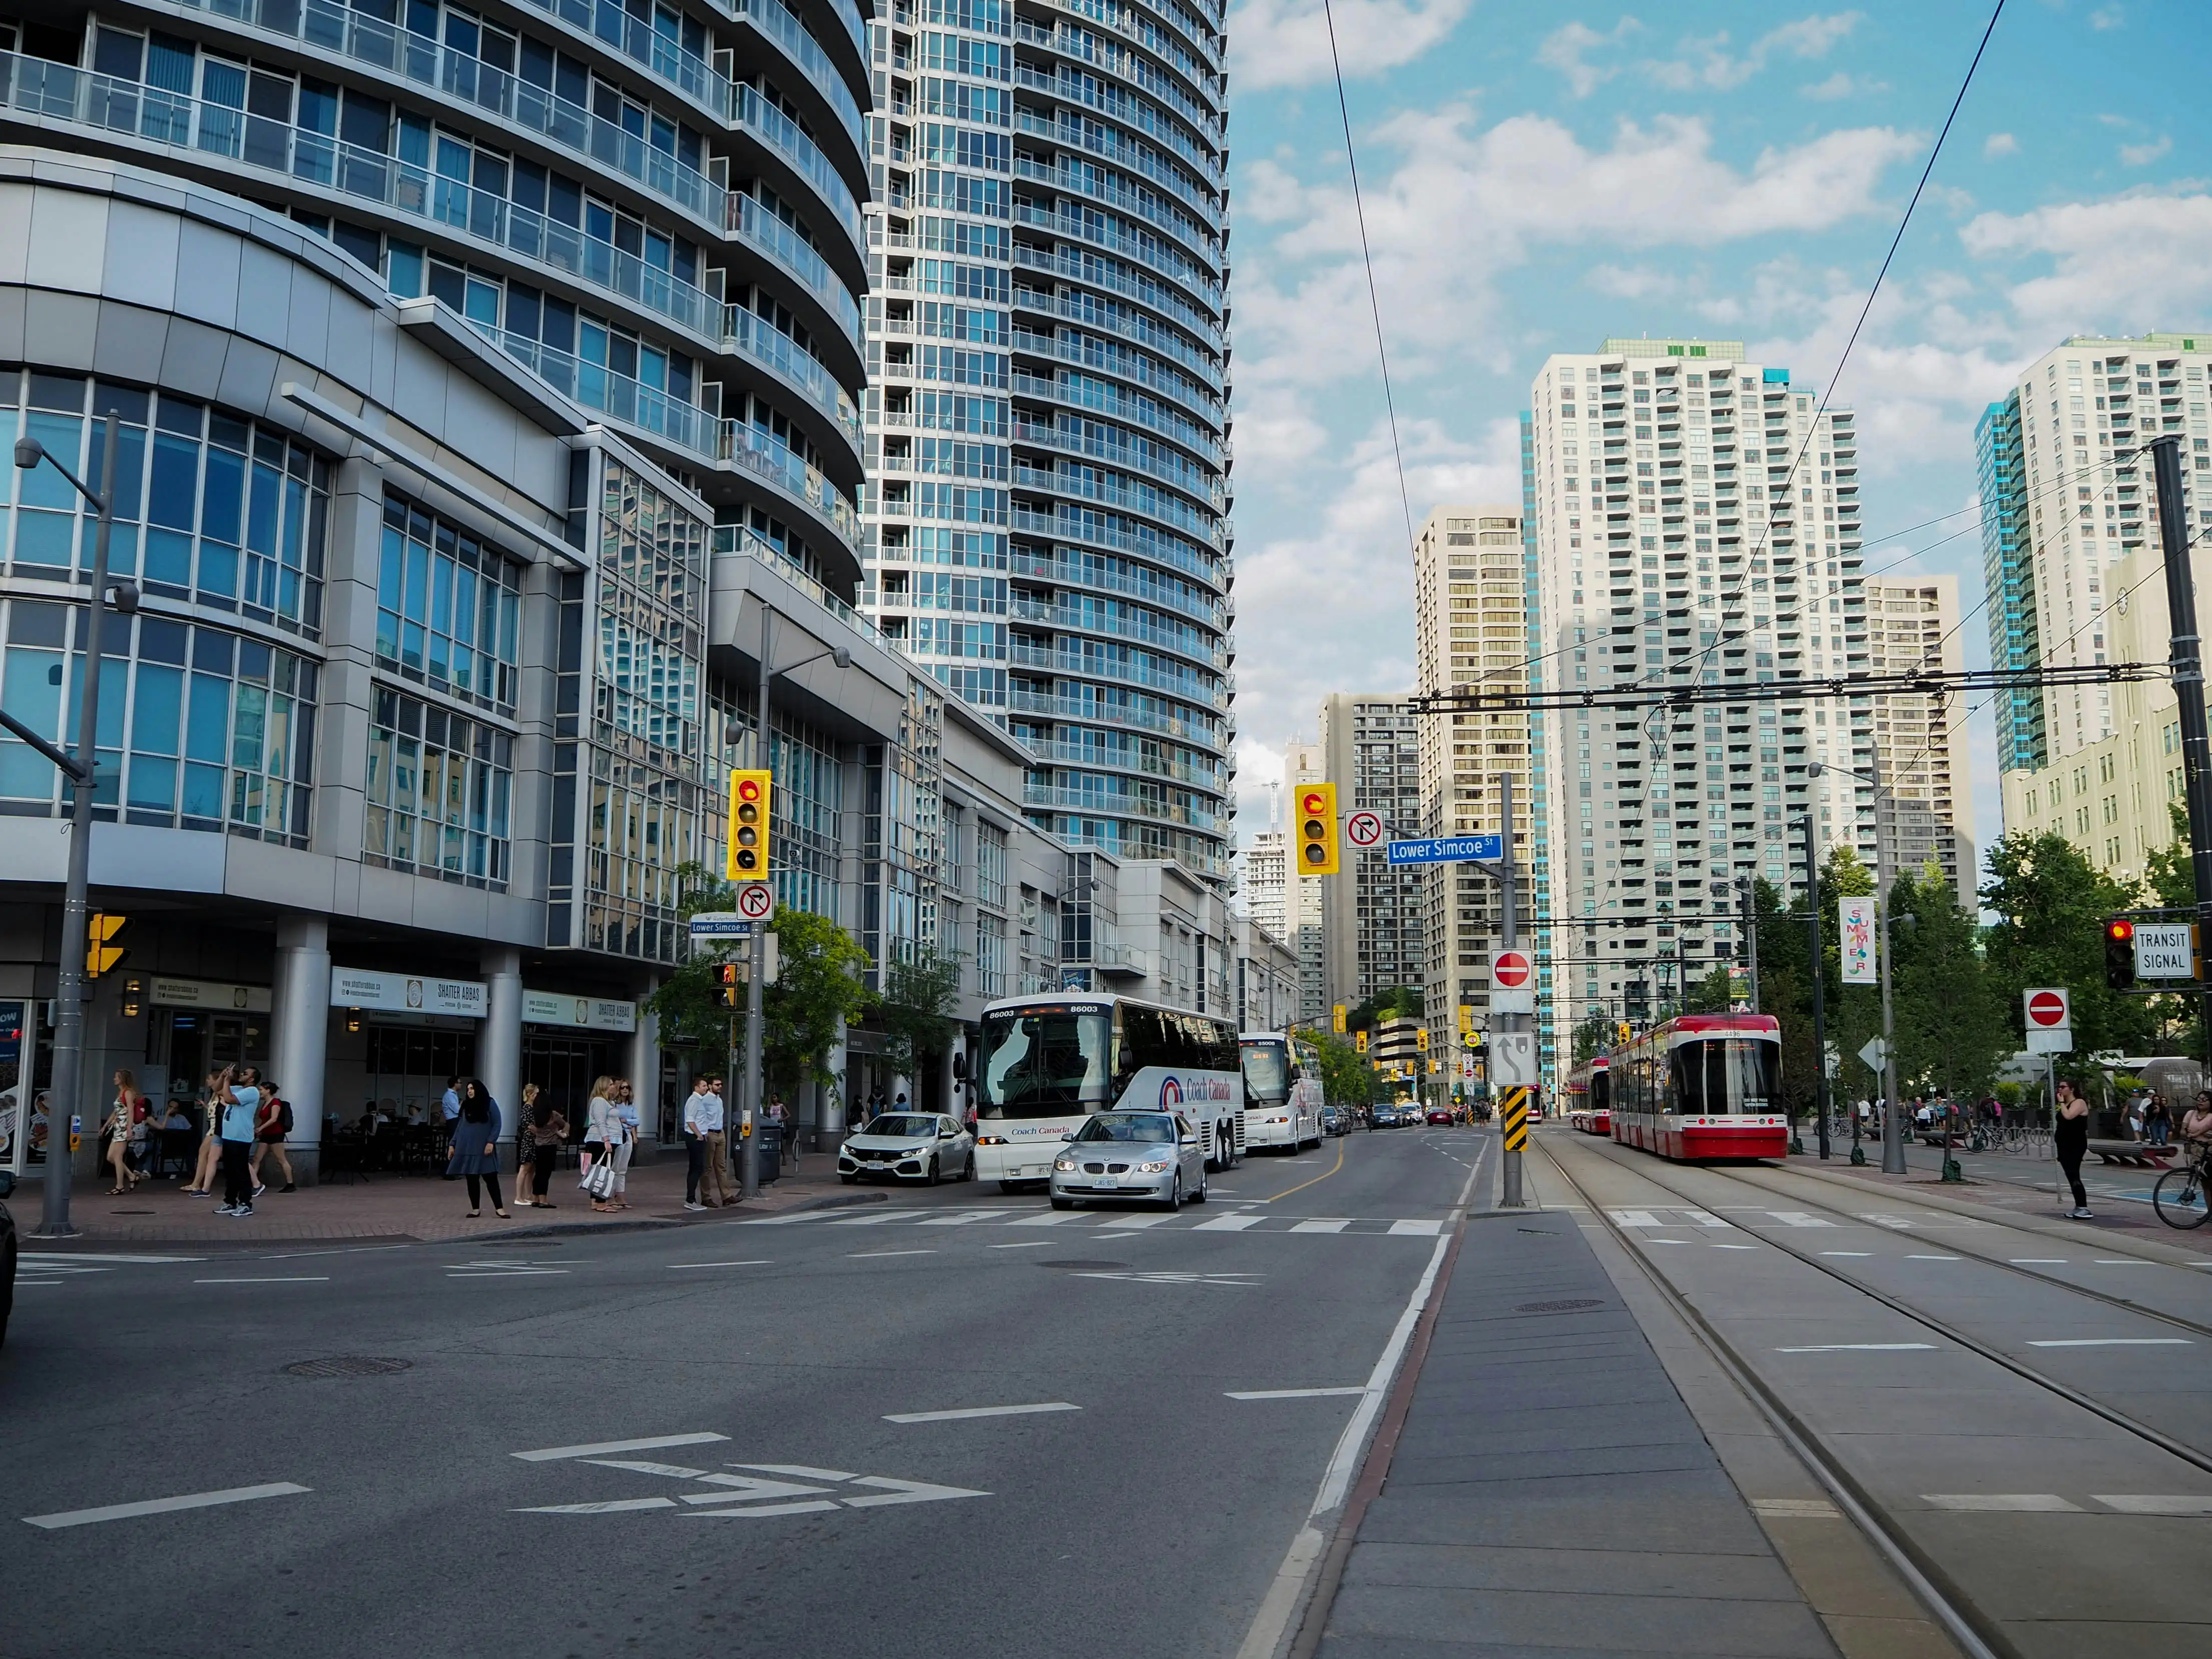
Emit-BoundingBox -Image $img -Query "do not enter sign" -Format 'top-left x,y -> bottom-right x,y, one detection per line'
2025,987 -> 2069,1028
1489,948 -> 1535,1014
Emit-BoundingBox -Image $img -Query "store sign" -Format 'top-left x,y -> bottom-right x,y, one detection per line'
147,976 -> 272,1013
330,967 -> 487,1018
523,991 -> 638,1034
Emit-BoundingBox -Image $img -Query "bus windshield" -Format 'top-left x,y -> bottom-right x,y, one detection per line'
978,1007 -> 1117,1119
1240,1039 -> 1290,1105
1670,1038 -> 1779,1115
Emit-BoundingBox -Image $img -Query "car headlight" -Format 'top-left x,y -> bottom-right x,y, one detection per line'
1053,1157 -> 1078,1172
1135,1158 -> 1171,1173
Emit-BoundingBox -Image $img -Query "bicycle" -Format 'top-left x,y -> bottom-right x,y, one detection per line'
2151,1144 -> 2211,1230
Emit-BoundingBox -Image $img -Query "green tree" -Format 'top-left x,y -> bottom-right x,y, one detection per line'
1570,1012 -> 1612,1065
877,944 -> 964,1084
1981,831 -> 2153,1058
1295,1026 -> 1376,1108
1887,864 -> 2009,1101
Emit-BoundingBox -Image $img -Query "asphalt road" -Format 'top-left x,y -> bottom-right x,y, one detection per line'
0,1123 -> 1485,1659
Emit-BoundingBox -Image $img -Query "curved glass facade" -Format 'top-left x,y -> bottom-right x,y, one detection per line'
859,0 -> 1233,883
0,0 -> 873,599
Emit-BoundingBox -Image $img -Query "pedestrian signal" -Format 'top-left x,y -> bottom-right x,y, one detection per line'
86,912 -> 127,978
1296,784 -> 1340,876
720,962 -> 741,1008
726,769 -> 772,880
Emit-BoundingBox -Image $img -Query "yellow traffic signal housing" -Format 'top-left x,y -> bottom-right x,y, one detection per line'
86,912 -> 127,978
726,769 -> 773,880
1355,1029 -> 1369,1054
1457,1004 -> 1474,1037
1332,1003 -> 1347,1033
1416,1027 -> 1430,1051
1295,783 -> 1339,876
720,962 -> 741,1008
1615,1020 -> 1632,1045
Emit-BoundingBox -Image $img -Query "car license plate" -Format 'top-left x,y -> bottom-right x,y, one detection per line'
1100,1174 -> 1120,1187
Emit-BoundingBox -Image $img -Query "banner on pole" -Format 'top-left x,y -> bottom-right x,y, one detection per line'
1838,897 -> 1876,985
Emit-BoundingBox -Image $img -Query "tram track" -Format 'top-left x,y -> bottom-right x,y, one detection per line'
1536,1130 -> 2212,1659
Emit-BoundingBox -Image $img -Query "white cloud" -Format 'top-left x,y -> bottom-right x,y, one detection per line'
2091,4 -> 2125,29
1961,191 -> 2212,334
2120,136 -> 2172,168
1982,132 -> 2018,159
1801,71 -> 1886,101
1538,17 -> 1642,98
1228,0 -> 1476,92
1643,11 -> 1864,91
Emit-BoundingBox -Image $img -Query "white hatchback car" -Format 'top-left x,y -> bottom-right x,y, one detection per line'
838,1112 -> 976,1185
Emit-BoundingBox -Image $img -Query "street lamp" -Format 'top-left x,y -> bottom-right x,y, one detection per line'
1810,758 -> 1907,1175
8,414 -> 130,1236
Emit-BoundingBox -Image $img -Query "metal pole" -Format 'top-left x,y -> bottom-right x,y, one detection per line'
2150,435 -> 2212,1069
1744,878 -> 1760,1014
1498,772 -> 1522,1209
742,604 -> 774,1201
35,413 -> 118,1238
1875,762 -> 1906,1175
1803,819 -> 1830,1160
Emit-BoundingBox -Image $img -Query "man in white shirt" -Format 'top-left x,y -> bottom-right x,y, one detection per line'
682,1076 -> 724,1211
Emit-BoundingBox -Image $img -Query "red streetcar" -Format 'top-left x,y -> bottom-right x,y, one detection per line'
1563,1056 -> 1610,1136
1607,1013 -> 1785,1161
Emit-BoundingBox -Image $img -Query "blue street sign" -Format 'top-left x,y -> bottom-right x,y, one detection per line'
1386,834 -> 1504,867
687,913 -> 755,938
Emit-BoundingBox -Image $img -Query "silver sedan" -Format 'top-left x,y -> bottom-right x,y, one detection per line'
1049,1110 -> 1208,1211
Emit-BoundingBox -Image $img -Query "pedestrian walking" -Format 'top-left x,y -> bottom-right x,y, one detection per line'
251,1080 -> 297,1193
215,1067 -> 261,1217
523,1084 -> 567,1208
446,1078 -> 510,1218
2054,1076 -> 2093,1219
102,1070 -> 147,1195
611,1078 -> 639,1210
184,1069 -> 226,1195
582,1077 -> 620,1213
703,1077 -> 733,1208
682,1074 -> 720,1211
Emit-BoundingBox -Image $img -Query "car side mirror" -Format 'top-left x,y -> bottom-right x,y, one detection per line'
940,1126 -> 958,1138
1059,1131 -> 1074,1141
1180,1134 -> 1197,1146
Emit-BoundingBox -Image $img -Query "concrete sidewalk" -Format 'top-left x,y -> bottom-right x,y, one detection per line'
1313,1207 -> 1840,1659
6,1144 -> 874,1244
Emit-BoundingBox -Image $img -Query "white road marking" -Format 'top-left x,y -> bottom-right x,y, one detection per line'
1003,1212 -> 1082,1227
1711,1243 -> 1759,1250
2093,1494 -> 2212,1514
1750,1497 -> 1842,1518
24,1482 -> 310,1530
1777,1343 -> 1938,1353
883,1402 -> 1079,1424
1387,1218 -> 1444,1236
2009,1258 -> 2068,1264
16,1280 -> 65,1287
1072,1270 -> 1258,1286
666,1260 -> 772,1270
21,1251 -> 204,1264
684,1499 -> 840,1518
1686,1210 -> 1731,1228
847,1249 -> 936,1259
1098,1214 -> 1173,1230
2026,1337 -> 2191,1347
449,1269 -> 567,1277
1609,1209 -> 1663,1228
1768,1212 -> 1835,1228
1645,1238 -> 1689,1246
825,1211 -> 927,1226
518,1497 -> 675,1514
985,1240 -> 1057,1248
2092,1259 -> 2153,1266
732,1463 -> 857,1481
193,1277 -> 329,1284
840,1475 -> 990,1508
1226,1387 -> 1367,1400
1906,1254 -> 1961,1261
1194,1214 -> 1264,1232
916,1209 -> 1011,1226
1290,1219 -> 1349,1234
1819,1251 -> 1873,1258
1860,1214 -> 1915,1229
677,1474 -> 840,1504
1923,1494 -> 2081,1512
513,1433 -> 728,1462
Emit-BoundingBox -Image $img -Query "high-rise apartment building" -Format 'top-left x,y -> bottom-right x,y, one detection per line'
1410,506 -> 1530,1095
1318,694 -> 1423,1012
858,0 -> 1237,886
1244,830 -> 1287,942
1981,334 -> 2212,863
1526,339 -> 1868,1044
1862,575 -> 1973,904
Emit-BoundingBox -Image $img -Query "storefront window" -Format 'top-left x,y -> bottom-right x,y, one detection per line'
0,599 -> 316,844
363,687 -> 514,887
0,371 -> 331,639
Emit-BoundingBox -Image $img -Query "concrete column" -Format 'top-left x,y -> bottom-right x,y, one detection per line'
271,914 -> 331,1184
482,945 -> 523,1144
627,976 -> 659,1153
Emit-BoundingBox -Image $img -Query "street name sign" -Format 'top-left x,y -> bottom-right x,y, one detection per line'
1386,833 -> 1503,867
688,912 -> 755,939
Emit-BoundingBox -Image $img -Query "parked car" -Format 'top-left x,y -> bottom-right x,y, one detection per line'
1320,1105 -> 1342,1137
1427,1108 -> 1453,1127
1050,1110 -> 1208,1211
837,1113 -> 975,1185
0,1168 -> 16,1348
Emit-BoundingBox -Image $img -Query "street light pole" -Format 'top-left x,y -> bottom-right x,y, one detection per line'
1799,815 -> 1830,1160
741,604 -> 775,1203
1873,753 -> 1906,1175
16,412 -> 121,1238
2149,435 -> 2212,1069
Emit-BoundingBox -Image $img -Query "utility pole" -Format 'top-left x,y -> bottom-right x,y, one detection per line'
1801,818 -> 1830,1160
741,604 -> 774,1202
1741,877 -> 1760,1014
2151,435 -> 2212,1068
13,414 -> 121,1237
1497,772 -> 1523,1209
1875,757 -> 1905,1175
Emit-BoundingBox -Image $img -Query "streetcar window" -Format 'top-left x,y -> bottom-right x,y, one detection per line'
1670,1039 -> 1779,1115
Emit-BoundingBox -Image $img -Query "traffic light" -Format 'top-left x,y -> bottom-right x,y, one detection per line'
726,769 -> 772,880
2105,917 -> 2136,990
1355,1029 -> 1369,1054
1417,1027 -> 1430,1051
1616,1020 -> 1632,1044
86,912 -> 127,977
1332,1003 -> 1347,1034
720,962 -> 742,1008
1458,1004 -> 1474,1038
1296,783 -> 1340,876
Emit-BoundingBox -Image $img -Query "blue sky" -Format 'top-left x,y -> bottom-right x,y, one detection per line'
1220,0 -> 2212,871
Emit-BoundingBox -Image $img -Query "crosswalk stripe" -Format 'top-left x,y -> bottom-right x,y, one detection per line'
1387,1218 -> 1443,1236
1098,1214 -> 1173,1230
1193,1214 -> 1263,1232
914,1210 -> 1011,1226
1290,1220 -> 1349,1234
1003,1212 -> 1082,1227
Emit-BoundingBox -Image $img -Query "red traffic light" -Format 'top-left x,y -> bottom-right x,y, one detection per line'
2106,918 -> 2134,944
737,778 -> 762,803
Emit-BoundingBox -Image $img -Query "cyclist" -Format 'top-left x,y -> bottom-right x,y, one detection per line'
2182,1091 -> 2212,1159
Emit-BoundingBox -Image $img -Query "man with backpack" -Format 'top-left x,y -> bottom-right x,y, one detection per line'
251,1076 -> 297,1194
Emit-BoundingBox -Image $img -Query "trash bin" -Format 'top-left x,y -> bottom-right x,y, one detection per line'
755,1123 -> 782,1184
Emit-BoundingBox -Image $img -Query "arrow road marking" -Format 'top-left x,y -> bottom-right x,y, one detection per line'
513,1434 -> 728,1462
841,1476 -> 990,1508
884,1402 -> 1079,1424
514,1451 -> 991,1517
24,1483 -> 311,1530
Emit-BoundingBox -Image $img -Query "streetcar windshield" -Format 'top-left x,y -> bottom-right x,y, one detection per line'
977,1008 -> 1117,1119
1589,1070 -> 1609,1112
1670,1038 -> 1779,1114
1240,1039 -> 1291,1105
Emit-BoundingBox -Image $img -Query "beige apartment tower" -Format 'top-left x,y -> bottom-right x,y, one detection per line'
1860,575 -> 1973,905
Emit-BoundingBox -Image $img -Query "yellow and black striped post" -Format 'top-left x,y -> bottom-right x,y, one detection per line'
1500,1086 -> 1531,1154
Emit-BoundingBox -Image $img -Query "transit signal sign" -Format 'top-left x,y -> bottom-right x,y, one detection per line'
1297,784 -> 1341,876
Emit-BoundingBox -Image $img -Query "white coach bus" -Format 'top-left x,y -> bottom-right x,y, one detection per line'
1241,1031 -> 1324,1153
973,994 -> 1244,1192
